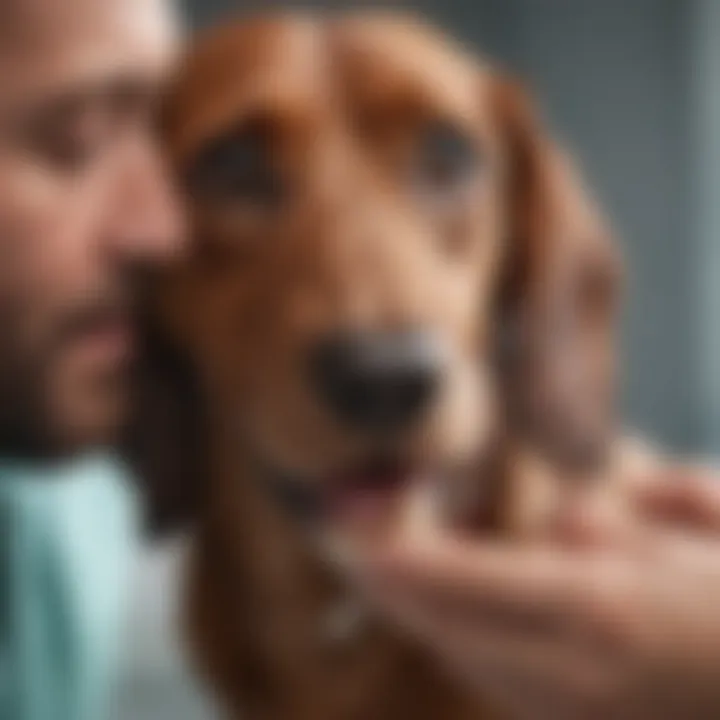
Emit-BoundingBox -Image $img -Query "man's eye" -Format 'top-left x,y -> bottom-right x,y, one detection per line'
31,111 -> 117,173
186,121 -> 286,209
37,132 -> 102,171
412,121 -> 480,194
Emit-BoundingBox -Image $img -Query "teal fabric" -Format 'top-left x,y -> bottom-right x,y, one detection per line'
0,454 -> 139,720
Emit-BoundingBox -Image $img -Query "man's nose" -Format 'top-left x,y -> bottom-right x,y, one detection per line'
105,136 -> 187,263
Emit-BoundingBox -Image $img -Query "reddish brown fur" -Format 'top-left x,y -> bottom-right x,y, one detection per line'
135,11 -> 630,719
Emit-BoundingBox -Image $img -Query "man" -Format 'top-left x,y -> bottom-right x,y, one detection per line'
0,1 -> 183,718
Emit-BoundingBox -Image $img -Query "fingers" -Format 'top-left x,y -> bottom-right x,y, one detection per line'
354,534 -> 625,637
549,490 -> 643,549
353,469 -> 720,636
369,584 -> 615,720
552,465 -> 720,551
632,467 -> 720,532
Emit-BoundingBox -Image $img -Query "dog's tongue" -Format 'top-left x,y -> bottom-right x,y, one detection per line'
328,462 -> 412,526
320,466 -> 443,567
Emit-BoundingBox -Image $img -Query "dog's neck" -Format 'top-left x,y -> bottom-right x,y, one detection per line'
202,431 -> 368,647
193,440 -> 452,717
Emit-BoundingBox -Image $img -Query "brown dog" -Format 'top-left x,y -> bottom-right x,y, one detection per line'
128,11 -> 657,719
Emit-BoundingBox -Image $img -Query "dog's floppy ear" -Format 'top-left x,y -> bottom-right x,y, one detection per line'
123,309 -> 208,538
494,80 -> 622,472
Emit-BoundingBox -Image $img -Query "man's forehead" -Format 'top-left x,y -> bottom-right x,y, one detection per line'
0,0 -> 181,101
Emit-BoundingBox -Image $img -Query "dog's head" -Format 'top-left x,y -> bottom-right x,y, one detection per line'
128,12 -> 621,534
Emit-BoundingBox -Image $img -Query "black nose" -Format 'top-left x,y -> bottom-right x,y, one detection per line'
310,331 -> 443,434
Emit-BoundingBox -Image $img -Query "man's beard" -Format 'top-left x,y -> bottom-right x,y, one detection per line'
0,350 -> 64,459
0,292 -> 136,461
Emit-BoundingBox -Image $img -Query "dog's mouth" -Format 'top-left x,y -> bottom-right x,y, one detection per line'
262,454 -> 439,531
325,457 -> 418,522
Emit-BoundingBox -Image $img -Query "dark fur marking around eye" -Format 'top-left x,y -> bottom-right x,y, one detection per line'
185,117 -> 287,208
413,120 -> 481,195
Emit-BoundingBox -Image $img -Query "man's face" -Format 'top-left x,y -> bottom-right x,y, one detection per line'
0,0 -> 184,457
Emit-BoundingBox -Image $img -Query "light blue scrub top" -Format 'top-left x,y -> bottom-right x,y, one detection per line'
0,454 -> 139,720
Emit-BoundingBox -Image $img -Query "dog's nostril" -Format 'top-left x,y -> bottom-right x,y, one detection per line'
309,331 -> 443,434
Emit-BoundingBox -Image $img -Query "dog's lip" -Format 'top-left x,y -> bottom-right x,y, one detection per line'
327,457 -> 410,502
260,454 -> 444,526
321,456 -> 434,526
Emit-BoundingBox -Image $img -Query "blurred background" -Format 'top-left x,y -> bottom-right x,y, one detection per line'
116,0 -> 720,718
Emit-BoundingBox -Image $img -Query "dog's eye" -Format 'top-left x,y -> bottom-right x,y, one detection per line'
413,121 -> 479,194
185,122 -> 285,208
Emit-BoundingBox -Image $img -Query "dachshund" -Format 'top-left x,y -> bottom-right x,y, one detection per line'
127,11 -> 659,719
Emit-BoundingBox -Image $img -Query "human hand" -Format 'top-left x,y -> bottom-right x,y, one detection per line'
355,470 -> 720,720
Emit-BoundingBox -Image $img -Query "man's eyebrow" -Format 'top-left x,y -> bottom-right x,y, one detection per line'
12,75 -> 164,125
